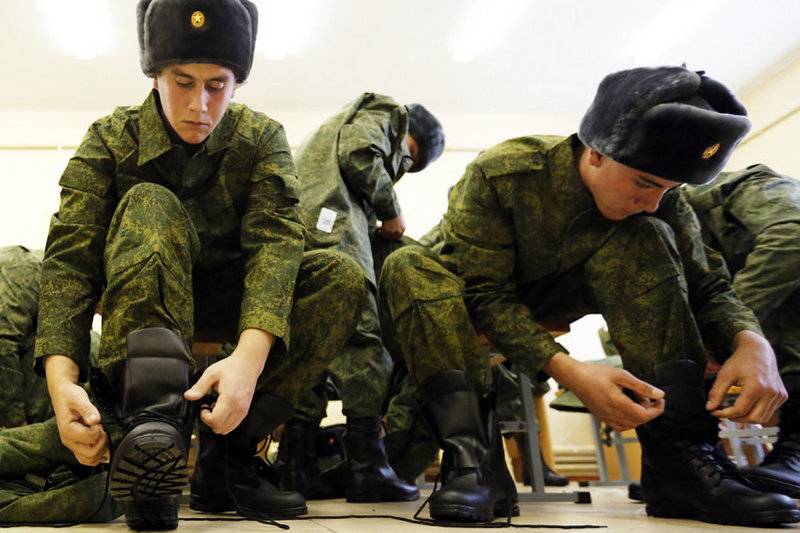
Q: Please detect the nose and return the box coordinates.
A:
[188,86,209,114]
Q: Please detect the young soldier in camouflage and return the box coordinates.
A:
[34,1,365,530]
[379,66,800,526]
[278,93,444,502]
[683,165,800,498]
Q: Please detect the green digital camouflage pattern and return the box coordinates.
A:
[683,164,800,376]
[380,135,761,387]
[0,418,123,525]
[0,246,49,428]
[0,247,102,429]
[35,90,306,381]
[296,92,413,286]
[292,94,413,420]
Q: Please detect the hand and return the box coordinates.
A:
[546,352,665,431]
[45,355,108,466]
[706,330,786,424]
[184,329,271,435]
[377,215,406,240]
[50,381,109,466]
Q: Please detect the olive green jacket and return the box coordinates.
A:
[683,164,800,372]
[296,93,413,284]
[35,91,303,381]
[438,135,760,371]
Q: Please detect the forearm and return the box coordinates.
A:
[233,328,274,375]
[44,354,81,406]
[730,329,771,354]
[543,351,580,388]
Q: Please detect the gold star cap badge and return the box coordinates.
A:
[191,10,205,29]
[702,143,721,159]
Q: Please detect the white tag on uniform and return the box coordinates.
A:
[316,207,337,233]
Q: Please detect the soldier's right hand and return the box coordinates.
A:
[51,382,109,466]
[546,353,665,432]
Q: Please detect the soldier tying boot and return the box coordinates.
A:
[683,165,800,498]
[36,0,366,529]
[277,93,444,502]
[379,66,800,526]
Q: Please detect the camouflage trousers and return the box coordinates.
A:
[295,234,414,421]
[97,182,366,421]
[0,418,123,525]
[380,216,709,390]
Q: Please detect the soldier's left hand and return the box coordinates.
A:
[184,352,260,435]
[706,330,787,424]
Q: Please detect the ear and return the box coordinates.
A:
[152,75,159,91]
[587,148,605,168]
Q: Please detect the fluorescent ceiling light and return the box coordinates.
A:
[253,0,320,60]
[452,0,528,64]
[36,0,114,60]
[631,0,725,65]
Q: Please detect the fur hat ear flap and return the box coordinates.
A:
[696,75,747,116]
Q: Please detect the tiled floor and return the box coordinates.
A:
[9,485,800,532]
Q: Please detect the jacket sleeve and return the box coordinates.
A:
[238,124,305,345]
[337,118,402,220]
[726,178,800,323]
[663,192,761,359]
[34,122,116,381]
[441,164,567,378]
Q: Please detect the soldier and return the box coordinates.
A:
[279,93,444,502]
[682,165,800,498]
[35,0,365,530]
[379,66,800,525]
[0,246,51,428]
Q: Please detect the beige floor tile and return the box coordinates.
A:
[7,485,799,532]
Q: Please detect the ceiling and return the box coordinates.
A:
[1,0,799,116]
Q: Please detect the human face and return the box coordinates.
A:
[405,134,420,165]
[579,149,681,221]
[153,63,236,145]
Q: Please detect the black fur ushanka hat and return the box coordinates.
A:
[578,66,751,185]
[137,0,258,83]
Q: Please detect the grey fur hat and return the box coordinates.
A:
[406,104,446,172]
[137,0,258,83]
[578,66,751,185]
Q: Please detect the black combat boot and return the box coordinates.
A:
[277,419,340,499]
[189,421,236,513]
[191,393,309,518]
[741,374,800,498]
[637,359,799,526]
[516,435,569,487]
[343,416,420,502]
[108,328,194,531]
[421,370,518,522]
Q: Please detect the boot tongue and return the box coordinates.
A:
[654,359,705,388]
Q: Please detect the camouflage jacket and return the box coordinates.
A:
[296,93,413,284]
[0,246,50,426]
[683,165,800,362]
[35,91,303,381]
[438,134,760,371]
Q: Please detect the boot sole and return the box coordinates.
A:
[236,503,308,520]
[430,504,494,522]
[646,501,800,526]
[109,422,187,503]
